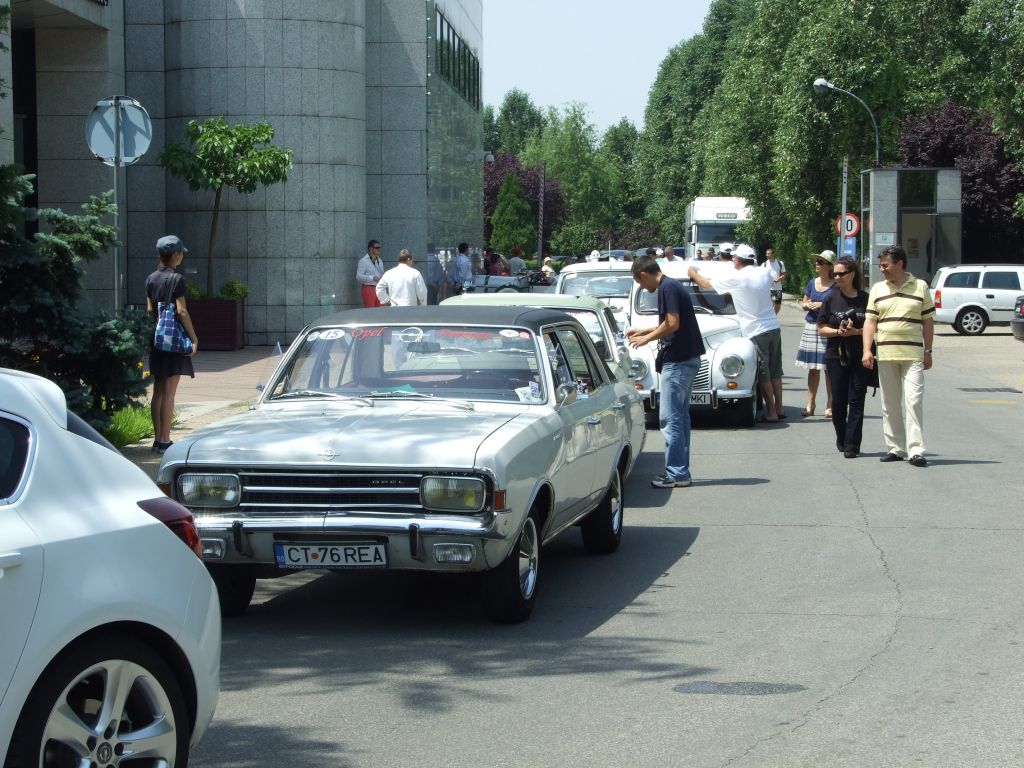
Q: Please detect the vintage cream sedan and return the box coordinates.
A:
[157,307,646,623]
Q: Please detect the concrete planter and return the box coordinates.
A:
[189,298,245,351]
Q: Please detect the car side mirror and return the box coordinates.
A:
[555,383,578,407]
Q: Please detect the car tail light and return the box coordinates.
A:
[934,289,942,308]
[137,496,203,557]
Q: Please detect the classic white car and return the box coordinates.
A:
[441,292,636,383]
[554,262,635,317]
[157,307,646,623]
[630,265,760,427]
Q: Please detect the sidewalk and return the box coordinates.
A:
[124,345,285,480]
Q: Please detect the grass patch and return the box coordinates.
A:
[103,405,153,448]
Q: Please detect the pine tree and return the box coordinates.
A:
[489,174,536,257]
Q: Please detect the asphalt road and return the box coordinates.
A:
[190,312,1024,768]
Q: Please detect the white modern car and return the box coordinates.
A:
[930,263,1024,335]
[0,368,220,768]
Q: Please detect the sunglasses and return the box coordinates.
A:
[815,259,832,266]
[832,271,851,278]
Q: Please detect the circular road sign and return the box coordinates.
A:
[834,212,861,237]
[85,96,152,167]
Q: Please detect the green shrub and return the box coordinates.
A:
[218,278,249,300]
[103,405,153,448]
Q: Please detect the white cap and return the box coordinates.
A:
[655,248,664,257]
[588,249,600,262]
[734,244,757,262]
[719,242,735,254]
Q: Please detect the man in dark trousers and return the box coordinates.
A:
[628,253,706,488]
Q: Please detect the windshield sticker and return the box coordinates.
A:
[350,327,386,340]
[439,329,493,341]
[499,329,520,338]
[319,329,344,340]
[517,384,543,402]
[307,331,321,342]
[396,327,424,343]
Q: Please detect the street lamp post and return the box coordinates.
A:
[813,77,880,166]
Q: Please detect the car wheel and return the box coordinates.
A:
[4,634,189,768]
[496,286,519,293]
[581,464,623,554]
[483,511,540,623]
[209,564,257,617]
[954,308,988,335]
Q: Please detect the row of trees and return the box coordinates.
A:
[484,0,1024,288]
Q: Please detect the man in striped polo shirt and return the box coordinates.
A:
[862,246,935,467]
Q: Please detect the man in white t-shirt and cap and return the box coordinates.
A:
[688,243,785,422]
[718,242,735,262]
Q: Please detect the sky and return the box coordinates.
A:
[482,0,714,135]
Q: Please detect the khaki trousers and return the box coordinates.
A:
[878,359,926,458]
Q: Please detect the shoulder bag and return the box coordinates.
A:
[153,274,194,354]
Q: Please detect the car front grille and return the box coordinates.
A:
[237,470,424,513]
[693,359,711,391]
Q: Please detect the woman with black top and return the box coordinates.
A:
[817,257,873,458]
[145,235,199,453]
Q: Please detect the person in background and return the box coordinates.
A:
[718,243,735,261]
[705,247,716,261]
[862,245,935,467]
[818,257,873,458]
[487,251,511,276]
[356,239,385,308]
[661,245,680,263]
[693,248,704,261]
[629,254,705,488]
[145,235,198,454]
[762,247,787,314]
[796,250,836,417]
[376,248,427,306]
[508,246,527,275]
[451,242,472,295]
[689,244,784,421]
[540,255,556,284]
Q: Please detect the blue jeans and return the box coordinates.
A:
[659,358,700,481]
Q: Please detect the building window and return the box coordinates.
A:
[434,7,481,111]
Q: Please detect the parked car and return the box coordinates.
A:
[1012,294,1024,341]
[554,261,636,316]
[930,263,1024,335]
[628,268,760,427]
[0,368,220,768]
[462,270,549,294]
[441,292,640,385]
[157,307,646,623]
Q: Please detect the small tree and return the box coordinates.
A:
[160,117,293,295]
[489,174,536,257]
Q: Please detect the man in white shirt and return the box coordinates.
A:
[761,246,787,314]
[376,249,427,306]
[688,244,785,422]
[356,239,385,307]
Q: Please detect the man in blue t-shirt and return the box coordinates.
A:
[628,252,706,488]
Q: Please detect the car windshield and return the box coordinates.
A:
[559,272,634,298]
[266,324,546,404]
[635,281,736,316]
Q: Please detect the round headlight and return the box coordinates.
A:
[719,354,744,379]
[630,358,649,380]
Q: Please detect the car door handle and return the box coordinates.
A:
[986,294,995,298]
[586,417,602,425]
[0,551,24,571]
[611,402,626,410]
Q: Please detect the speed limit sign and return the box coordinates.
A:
[834,212,861,237]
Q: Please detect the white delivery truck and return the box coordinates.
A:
[683,197,751,259]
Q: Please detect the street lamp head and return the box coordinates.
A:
[813,77,833,95]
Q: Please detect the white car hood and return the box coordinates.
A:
[178,402,527,469]
[696,314,744,348]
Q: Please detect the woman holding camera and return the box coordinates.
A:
[817,257,874,458]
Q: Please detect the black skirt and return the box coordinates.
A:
[149,347,195,379]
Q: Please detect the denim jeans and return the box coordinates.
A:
[659,357,700,481]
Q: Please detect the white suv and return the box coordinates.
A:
[930,264,1024,335]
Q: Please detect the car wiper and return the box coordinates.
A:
[367,391,475,410]
[270,389,372,405]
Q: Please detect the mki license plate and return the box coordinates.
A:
[274,542,387,569]
[690,393,711,405]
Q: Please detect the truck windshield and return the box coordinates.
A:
[694,223,739,242]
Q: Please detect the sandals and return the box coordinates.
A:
[824,408,833,418]
[800,407,815,417]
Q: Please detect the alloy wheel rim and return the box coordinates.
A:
[40,659,177,767]
[610,472,623,533]
[517,518,539,599]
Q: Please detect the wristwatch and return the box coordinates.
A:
[923,347,933,353]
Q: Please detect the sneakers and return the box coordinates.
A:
[151,440,174,454]
[908,454,928,467]
[651,474,692,488]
